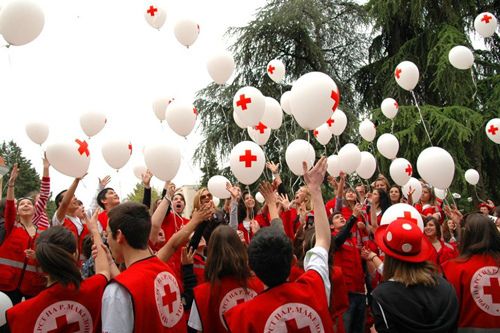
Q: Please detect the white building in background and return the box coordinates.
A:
[178,184,199,218]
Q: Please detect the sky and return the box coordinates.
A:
[0,0,266,205]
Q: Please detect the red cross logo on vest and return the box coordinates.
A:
[264,303,324,332]
[285,318,312,333]
[481,14,492,23]
[162,284,177,313]
[488,124,498,136]
[128,143,133,155]
[268,65,275,74]
[395,68,402,79]
[47,315,80,333]
[330,90,340,111]
[254,122,267,134]
[239,150,257,168]
[147,5,158,16]
[483,277,500,304]
[236,94,252,110]
[326,118,334,127]
[154,271,184,327]
[405,164,412,176]
[75,139,89,157]
[470,266,500,316]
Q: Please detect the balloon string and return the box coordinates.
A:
[470,68,478,100]
[291,176,301,194]
[221,108,233,147]
[446,189,458,208]
[273,131,284,176]
[391,120,395,134]
[323,145,327,156]
[411,90,433,147]
[334,136,340,154]
[117,169,123,200]
[474,186,485,203]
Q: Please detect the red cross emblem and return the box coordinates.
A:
[147,5,158,16]
[330,89,340,111]
[488,124,499,136]
[75,139,89,157]
[395,68,402,79]
[405,164,412,176]
[193,107,198,116]
[394,101,399,109]
[326,118,335,127]
[481,14,493,23]
[313,130,319,137]
[395,211,419,225]
[254,122,267,134]
[128,143,132,155]
[285,318,311,333]
[239,150,257,168]
[236,94,252,111]
[162,284,178,314]
[47,315,80,333]
[268,65,275,74]
[483,277,500,304]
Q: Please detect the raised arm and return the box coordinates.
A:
[55,177,82,223]
[150,182,176,243]
[141,170,153,208]
[5,164,19,235]
[303,157,330,251]
[87,209,110,280]
[226,182,241,230]
[33,156,50,228]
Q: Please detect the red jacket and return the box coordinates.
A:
[332,230,365,294]
[429,240,459,268]
[0,200,46,296]
[97,210,108,231]
[114,256,186,332]
[442,254,500,330]
[224,270,335,333]
[7,274,107,332]
[193,276,264,332]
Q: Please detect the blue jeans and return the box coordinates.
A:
[343,292,366,333]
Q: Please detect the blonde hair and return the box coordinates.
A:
[192,187,210,211]
[383,255,438,287]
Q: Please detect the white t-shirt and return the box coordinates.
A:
[101,282,134,333]
[188,246,330,331]
[52,214,84,234]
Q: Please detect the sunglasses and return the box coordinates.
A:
[200,193,213,200]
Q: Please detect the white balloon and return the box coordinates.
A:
[285,140,315,176]
[212,196,220,207]
[0,0,44,46]
[80,112,106,138]
[359,119,376,142]
[280,91,293,115]
[46,139,91,178]
[133,165,147,180]
[230,141,265,185]
[207,175,231,199]
[165,100,197,137]
[327,154,341,178]
[0,291,13,326]
[290,72,340,130]
[356,151,376,179]
[329,109,347,136]
[380,203,424,231]
[389,158,413,186]
[452,193,462,199]
[152,97,174,122]
[102,139,132,170]
[25,121,49,145]
[314,124,332,146]
[207,51,235,84]
[474,12,498,38]
[485,118,500,144]
[448,45,474,70]
[233,111,246,129]
[247,122,271,146]
[338,143,361,174]
[402,177,423,204]
[173,18,199,47]
[416,147,455,189]
[233,86,265,127]
[144,143,181,181]
[255,192,265,204]
[262,97,283,129]
[266,59,286,83]
[381,98,399,120]
[377,133,399,160]
[144,5,166,30]
[434,188,447,200]
[464,169,480,186]
[394,61,419,91]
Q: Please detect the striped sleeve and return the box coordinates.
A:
[33,176,50,229]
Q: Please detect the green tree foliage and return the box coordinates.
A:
[126,182,161,206]
[195,0,369,191]
[0,141,41,198]
[357,0,500,202]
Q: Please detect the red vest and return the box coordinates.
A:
[0,224,46,296]
[280,208,300,240]
[7,274,107,333]
[429,240,459,270]
[442,254,500,329]
[114,256,186,332]
[62,217,89,261]
[194,276,264,332]
[332,231,365,294]
[224,270,335,333]
[97,210,108,231]
[192,253,205,284]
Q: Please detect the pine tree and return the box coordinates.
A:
[126,182,161,205]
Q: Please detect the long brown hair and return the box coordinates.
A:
[459,213,500,262]
[205,225,251,287]
[36,226,82,289]
[382,255,438,287]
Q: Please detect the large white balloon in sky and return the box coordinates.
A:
[0,0,45,46]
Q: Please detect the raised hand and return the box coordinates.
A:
[8,163,19,186]
[99,175,111,188]
[181,246,195,265]
[266,161,280,174]
[142,170,153,188]
[226,182,241,200]
[303,156,327,190]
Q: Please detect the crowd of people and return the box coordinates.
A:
[0,156,499,333]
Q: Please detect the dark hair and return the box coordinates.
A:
[367,189,390,215]
[459,213,500,262]
[389,185,402,203]
[442,219,457,243]
[237,191,260,223]
[97,188,114,210]
[494,206,500,218]
[424,216,442,239]
[248,226,292,288]
[36,226,82,289]
[205,225,250,287]
[82,234,93,260]
[55,190,67,209]
[108,202,151,250]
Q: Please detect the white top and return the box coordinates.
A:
[101,282,134,333]
[52,214,84,234]
[188,246,330,331]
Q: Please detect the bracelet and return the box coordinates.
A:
[369,255,377,261]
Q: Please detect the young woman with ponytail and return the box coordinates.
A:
[5,210,110,333]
